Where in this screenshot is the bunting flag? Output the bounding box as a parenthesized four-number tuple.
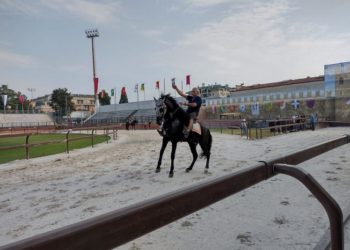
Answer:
(155, 81, 160, 89)
(186, 75, 190, 85)
(121, 87, 127, 96)
(251, 103, 260, 116)
(220, 105, 225, 113)
(111, 89, 114, 96)
(306, 99, 315, 108)
(291, 99, 300, 109)
(141, 83, 145, 91)
(264, 102, 272, 112)
(134, 84, 138, 93)
(239, 104, 246, 112)
(228, 105, 235, 112)
(93, 77, 99, 95)
(211, 105, 216, 114)
(277, 101, 286, 110)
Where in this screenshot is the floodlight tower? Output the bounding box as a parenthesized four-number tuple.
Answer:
(85, 29, 99, 108)
(27, 88, 36, 112)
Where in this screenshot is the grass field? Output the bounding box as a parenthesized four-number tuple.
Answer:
(0, 133, 109, 164)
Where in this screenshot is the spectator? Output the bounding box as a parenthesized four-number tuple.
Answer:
(241, 118, 248, 136)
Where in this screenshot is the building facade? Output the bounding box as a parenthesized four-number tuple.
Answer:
(202, 61, 350, 121)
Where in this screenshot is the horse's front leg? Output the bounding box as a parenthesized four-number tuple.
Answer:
(156, 138, 169, 173)
(169, 141, 177, 178)
(186, 142, 198, 173)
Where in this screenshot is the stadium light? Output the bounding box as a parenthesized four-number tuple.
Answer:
(85, 28, 99, 109)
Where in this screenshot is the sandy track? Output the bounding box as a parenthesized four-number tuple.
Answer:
(0, 128, 349, 249)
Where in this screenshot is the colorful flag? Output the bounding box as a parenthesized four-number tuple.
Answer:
(306, 99, 315, 108)
(186, 75, 190, 85)
(155, 81, 160, 89)
(111, 89, 114, 96)
(19, 94, 24, 104)
(251, 103, 260, 116)
(141, 83, 145, 91)
(2, 95, 7, 107)
(134, 84, 138, 93)
(93, 77, 99, 95)
(121, 87, 126, 96)
(291, 99, 300, 109)
(239, 104, 246, 112)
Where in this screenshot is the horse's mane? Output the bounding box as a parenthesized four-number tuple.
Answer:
(161, 94, 179, 109)
(161, 94, 190, 125)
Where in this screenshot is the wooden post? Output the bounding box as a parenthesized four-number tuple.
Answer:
(25, 135, 30, 159)
(66, 130, 71, 154)
(91, 129, 95, 148)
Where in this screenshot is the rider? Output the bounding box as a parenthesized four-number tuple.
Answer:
(172, 83, 202, 138)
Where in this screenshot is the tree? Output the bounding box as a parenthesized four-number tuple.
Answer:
(49, 88, 75, 116)
(98, 90, 111, 105)
(0, 85, 28, 112)
(119, 87, 128, 104)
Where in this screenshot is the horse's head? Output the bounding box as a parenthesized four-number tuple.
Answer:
(154, 95, 167, 125)
(154, 94, 180, 125)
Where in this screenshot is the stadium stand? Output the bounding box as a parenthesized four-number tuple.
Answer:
(84, 98, 183, 125)
(0, 114, 54, 128)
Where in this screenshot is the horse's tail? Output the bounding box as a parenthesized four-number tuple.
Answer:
(199, 125, 212, 159)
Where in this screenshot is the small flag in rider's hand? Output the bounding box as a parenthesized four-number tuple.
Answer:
(134, 84, 138, 92)
(186, 75, 190, 85)
(171, 78, 176, 85)
(155, 81, 160, 89)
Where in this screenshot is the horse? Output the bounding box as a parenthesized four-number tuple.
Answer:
(154, 94, 212, 177)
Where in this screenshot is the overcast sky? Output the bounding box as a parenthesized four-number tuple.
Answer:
(1, 0, 350, 102)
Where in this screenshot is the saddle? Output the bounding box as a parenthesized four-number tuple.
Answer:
(191, 123, 201, 135)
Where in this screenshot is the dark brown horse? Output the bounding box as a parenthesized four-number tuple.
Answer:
(154, 94, 212, 177)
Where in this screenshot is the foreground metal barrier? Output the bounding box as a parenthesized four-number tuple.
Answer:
(0, 135, 349, 250)
(273, 163, 344, 250)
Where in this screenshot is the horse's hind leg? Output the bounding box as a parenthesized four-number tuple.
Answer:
(169, 141, 177, 178)
(156, 138, 169, 173)
(204, 153, 210, 173)
(185, 142, 198, 173)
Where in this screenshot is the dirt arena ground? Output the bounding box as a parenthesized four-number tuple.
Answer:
(0, 127, 349, 249)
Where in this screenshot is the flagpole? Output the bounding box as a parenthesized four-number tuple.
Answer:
(137, 86, 139, 103)
(114, 87, 117, 105)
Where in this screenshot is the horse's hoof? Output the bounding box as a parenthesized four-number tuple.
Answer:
(169, 172, 174, 178)
(155, 168, 160, 173)
(185, 168, 192, 173)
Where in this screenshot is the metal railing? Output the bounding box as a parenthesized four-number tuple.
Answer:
(0, 135, 349, 250)
(0, 126, 118, 160)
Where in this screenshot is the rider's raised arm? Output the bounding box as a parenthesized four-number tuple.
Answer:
(172, 84, 187, 98)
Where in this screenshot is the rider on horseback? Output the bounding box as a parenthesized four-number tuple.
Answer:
(172, 84, 202, 138)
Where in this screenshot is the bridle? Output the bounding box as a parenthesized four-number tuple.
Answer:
(155, 96, 180, 123)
